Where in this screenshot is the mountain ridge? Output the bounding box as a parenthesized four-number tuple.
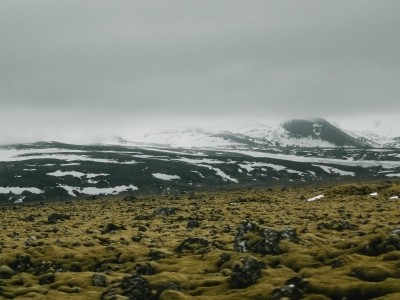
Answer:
(105, 118, 399, 149)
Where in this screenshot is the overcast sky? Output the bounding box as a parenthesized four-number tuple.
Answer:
(1, 0, 400, 143)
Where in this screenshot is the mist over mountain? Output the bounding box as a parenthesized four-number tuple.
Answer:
(106, 118, 399, 149)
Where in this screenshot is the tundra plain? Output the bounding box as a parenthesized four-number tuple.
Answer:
(1, 181, 400, 299)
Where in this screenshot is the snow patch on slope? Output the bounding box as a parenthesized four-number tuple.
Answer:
(0, 187, 43, 194)
(58, 184, 138, 196)
(152, 173, 181, 181)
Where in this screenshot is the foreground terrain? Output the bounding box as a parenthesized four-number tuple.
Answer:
(1, 181, 400, 299)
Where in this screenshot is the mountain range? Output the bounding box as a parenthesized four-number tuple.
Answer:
(106, 118, 400, 149)
(1, 118, 399, 203)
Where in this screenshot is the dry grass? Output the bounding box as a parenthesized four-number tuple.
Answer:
(1, 181, 400, 299)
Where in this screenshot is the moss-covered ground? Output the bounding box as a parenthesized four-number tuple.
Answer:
(1, 181, 400, 299)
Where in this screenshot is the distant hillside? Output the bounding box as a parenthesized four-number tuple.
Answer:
(281, 119, 369, 147)
(1, 141, 400, 203)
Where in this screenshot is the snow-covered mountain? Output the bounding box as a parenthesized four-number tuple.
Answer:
(105, 118, 399, 149)
(344, 130, 400, 148)
(105, 129, 258, 148)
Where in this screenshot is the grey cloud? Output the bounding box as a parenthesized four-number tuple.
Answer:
(1, 0, 400, 142)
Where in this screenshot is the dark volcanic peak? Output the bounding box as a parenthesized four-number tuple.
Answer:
(281, 118, 369, 147)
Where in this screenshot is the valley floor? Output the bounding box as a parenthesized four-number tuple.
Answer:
(1, 181, 400, 299)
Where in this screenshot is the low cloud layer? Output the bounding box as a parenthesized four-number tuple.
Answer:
(1, 0, 400, 143)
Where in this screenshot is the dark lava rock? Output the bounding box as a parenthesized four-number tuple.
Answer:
(135, 263, 155, 275)
(24, 236, 43, 247)
(331, 258, 345, 269)
(132, 235, 143, 242)
(138, 225, 148, 232)
(101, 275, 151, 300)
(93, 273, 108, 287)
(101, 223, 127, 234)
(71, 263, 82, 272)
(271, 276, 309, 300)
(234, 221, 298, 255)
(39, 273, 55, 285)
(10, 255, 33, 273)
(46, 213, 71, 224)
(175, 237, 210, 253)
(7, 232, 20, 240)
(186, 218, 200, 230)
(230, 257, 265, 289)
(361, 232, 400, 256)
(135, 215, 151, 221)
(153, 207, 177, 216)
(34, 261, 60, 275)
(317, 220, 358, 231)
(148, 249, 166, 261)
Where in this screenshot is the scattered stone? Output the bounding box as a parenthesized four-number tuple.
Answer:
(271, 277, 309, 300)
(34, 261, 60, 275)
(234, 221, 298, 255)
(24, 236, 43, 247)
(93, 273, 108, 287)
(132, 235, 143, 242)
(279, 228, 298, 241)
(361, 232, 400, 256)
(137, 225, 147, 232)
(148, 249, 166, 261)
(135, 263, 155, 275)
(186, 218, 200, 230)
(10, 255, 33, 273)
(331, 258, 345, 269)
(101, 223, 127, 234)
(134, 214, 151, 220)
(7, 232, 20, 240)
(230, 257, 265, 289)
(102, 275, 151, 300)
(153, 207, 177, 216)
(71, 263, 82, 272)
(0, 266, 15, 279)
(46, 213, 71, 224)
(39, 273, 55, 285)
